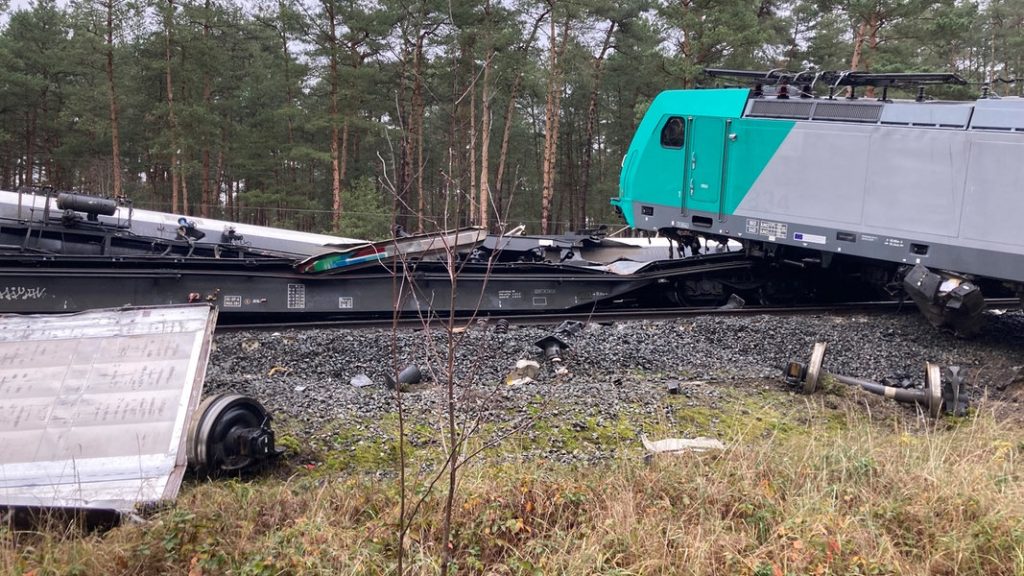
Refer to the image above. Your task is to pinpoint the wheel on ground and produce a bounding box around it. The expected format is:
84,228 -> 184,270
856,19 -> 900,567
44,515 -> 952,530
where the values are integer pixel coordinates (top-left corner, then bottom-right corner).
187,393 -> 274,473
924,363 -> 943,418
804,342 -> 827,394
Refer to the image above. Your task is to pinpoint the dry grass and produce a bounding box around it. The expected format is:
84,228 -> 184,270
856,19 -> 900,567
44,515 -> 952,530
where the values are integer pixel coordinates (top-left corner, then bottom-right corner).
3,401 -> 1023,576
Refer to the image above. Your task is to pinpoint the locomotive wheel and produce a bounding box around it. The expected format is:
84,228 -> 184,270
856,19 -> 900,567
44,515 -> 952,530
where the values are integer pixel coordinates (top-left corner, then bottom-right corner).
187,393 -> 272,473
668,277 -> 729,307
804,342 -> 827,394
924,363 -> 943,419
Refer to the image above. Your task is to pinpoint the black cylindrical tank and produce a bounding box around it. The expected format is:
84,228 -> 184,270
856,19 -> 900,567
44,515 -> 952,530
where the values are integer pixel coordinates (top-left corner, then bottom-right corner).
56,193 -> 118,216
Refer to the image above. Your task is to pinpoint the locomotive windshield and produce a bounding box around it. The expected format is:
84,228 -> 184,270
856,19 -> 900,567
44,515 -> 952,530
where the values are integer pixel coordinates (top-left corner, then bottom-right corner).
660,116 -> 685,148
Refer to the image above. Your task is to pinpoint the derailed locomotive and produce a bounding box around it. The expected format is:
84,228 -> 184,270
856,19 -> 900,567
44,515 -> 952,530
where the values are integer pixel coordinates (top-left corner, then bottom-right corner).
612,70 -> 1024,334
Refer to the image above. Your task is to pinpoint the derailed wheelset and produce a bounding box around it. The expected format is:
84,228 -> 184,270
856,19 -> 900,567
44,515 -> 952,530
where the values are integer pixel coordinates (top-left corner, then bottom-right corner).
785,342 -> 968,418
186,393 -> 284,474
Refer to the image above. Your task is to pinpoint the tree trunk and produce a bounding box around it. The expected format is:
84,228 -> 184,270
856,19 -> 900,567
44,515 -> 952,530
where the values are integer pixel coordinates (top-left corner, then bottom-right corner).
479,49 -> 494,229
540,12 -> 568,234
446,46 -> 460,228
3,146 -> 11,189
278,1 -> 296,184
494,85 -> 517,222
494,9 -> 547,218
340,117 -> 349,191
201,153 -> 210,215
579,21 -> 615,230
864,14 -> 881,98
25,108 -> 35,187
397,35 -> 413,229
469,66 -> 478,226
539,13 -> 557,233
39,96 -> 49,185
325,1 -> 342,230
412,30 -> 426,232
849,18 -> 869,72
558,112 -> 576,231
164,0 -> 180,213
180,163 -> 189,214
105,0 -> 122,199
216,125 -> 226,217
200,0 -> 212,216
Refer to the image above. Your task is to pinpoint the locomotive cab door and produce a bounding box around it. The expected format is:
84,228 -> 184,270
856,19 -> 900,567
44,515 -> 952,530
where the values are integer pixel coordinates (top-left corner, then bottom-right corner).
682,116 -> 728,221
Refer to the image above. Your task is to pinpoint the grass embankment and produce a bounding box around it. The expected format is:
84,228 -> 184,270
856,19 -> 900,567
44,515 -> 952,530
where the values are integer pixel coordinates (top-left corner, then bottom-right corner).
3,393 -> 1023,575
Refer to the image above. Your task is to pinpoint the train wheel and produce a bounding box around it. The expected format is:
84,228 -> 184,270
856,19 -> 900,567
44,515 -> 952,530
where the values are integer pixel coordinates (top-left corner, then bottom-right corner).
669,277 -> 729,307
187,393 -> 279,474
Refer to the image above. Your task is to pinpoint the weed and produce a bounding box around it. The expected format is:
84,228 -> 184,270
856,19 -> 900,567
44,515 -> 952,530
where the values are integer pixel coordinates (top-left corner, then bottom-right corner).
4,390 -> 1024,575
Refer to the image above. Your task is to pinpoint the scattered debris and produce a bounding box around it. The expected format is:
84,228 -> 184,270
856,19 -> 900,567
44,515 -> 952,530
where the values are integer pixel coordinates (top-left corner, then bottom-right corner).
943,366 -> 969,416
786,342 -> 969,418
241,338 -> 260,352
296,228 -> 487,272
506,359 -> 540,385
718,293 -> 746,310
641,434 -> 725,454
666,380 -> 707,395
903,264 -> 986,337
350,374 -> 374,388
268,365 -> 290,377
385,364 -> 423,392
554,320 -> 584,337
534,334 -> 570,363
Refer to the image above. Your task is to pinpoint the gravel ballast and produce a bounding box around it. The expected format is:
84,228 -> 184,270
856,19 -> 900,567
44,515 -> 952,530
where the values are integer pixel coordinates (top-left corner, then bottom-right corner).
204,309 -> 1024,461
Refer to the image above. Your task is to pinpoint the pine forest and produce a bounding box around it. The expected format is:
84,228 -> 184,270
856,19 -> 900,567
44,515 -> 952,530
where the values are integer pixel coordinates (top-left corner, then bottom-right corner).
0,0 -> 1021,239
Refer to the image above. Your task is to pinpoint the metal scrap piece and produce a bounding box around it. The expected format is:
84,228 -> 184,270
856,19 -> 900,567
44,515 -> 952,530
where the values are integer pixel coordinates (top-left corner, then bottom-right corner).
641,434 -> 725,454
0,304 -> 217,512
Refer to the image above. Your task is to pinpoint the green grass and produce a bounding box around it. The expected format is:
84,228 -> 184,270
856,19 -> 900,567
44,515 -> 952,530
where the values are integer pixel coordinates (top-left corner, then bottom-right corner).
3,387 -> 1024,575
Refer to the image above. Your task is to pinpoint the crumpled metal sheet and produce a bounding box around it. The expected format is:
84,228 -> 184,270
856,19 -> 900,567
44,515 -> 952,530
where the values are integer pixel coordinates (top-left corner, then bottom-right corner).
641,434 -> 725,454
0,304 -> 217,512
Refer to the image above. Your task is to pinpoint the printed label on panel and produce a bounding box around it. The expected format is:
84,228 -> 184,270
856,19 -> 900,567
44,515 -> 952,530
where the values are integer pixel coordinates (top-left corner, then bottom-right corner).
286,284 -> 306,309
793,232 -> 826,245
758,220 -> 788,239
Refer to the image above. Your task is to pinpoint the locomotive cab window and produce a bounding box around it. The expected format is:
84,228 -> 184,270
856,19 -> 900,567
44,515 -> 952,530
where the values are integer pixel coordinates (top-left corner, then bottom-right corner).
660,117 -> 685,148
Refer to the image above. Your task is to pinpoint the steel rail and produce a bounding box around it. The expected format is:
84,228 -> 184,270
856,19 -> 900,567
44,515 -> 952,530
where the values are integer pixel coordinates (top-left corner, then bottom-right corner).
215,297 -> 1021,332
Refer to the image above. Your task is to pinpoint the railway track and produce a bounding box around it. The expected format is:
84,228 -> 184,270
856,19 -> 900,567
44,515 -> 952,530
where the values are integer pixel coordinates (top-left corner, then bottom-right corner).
216,297 -> 1022,332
